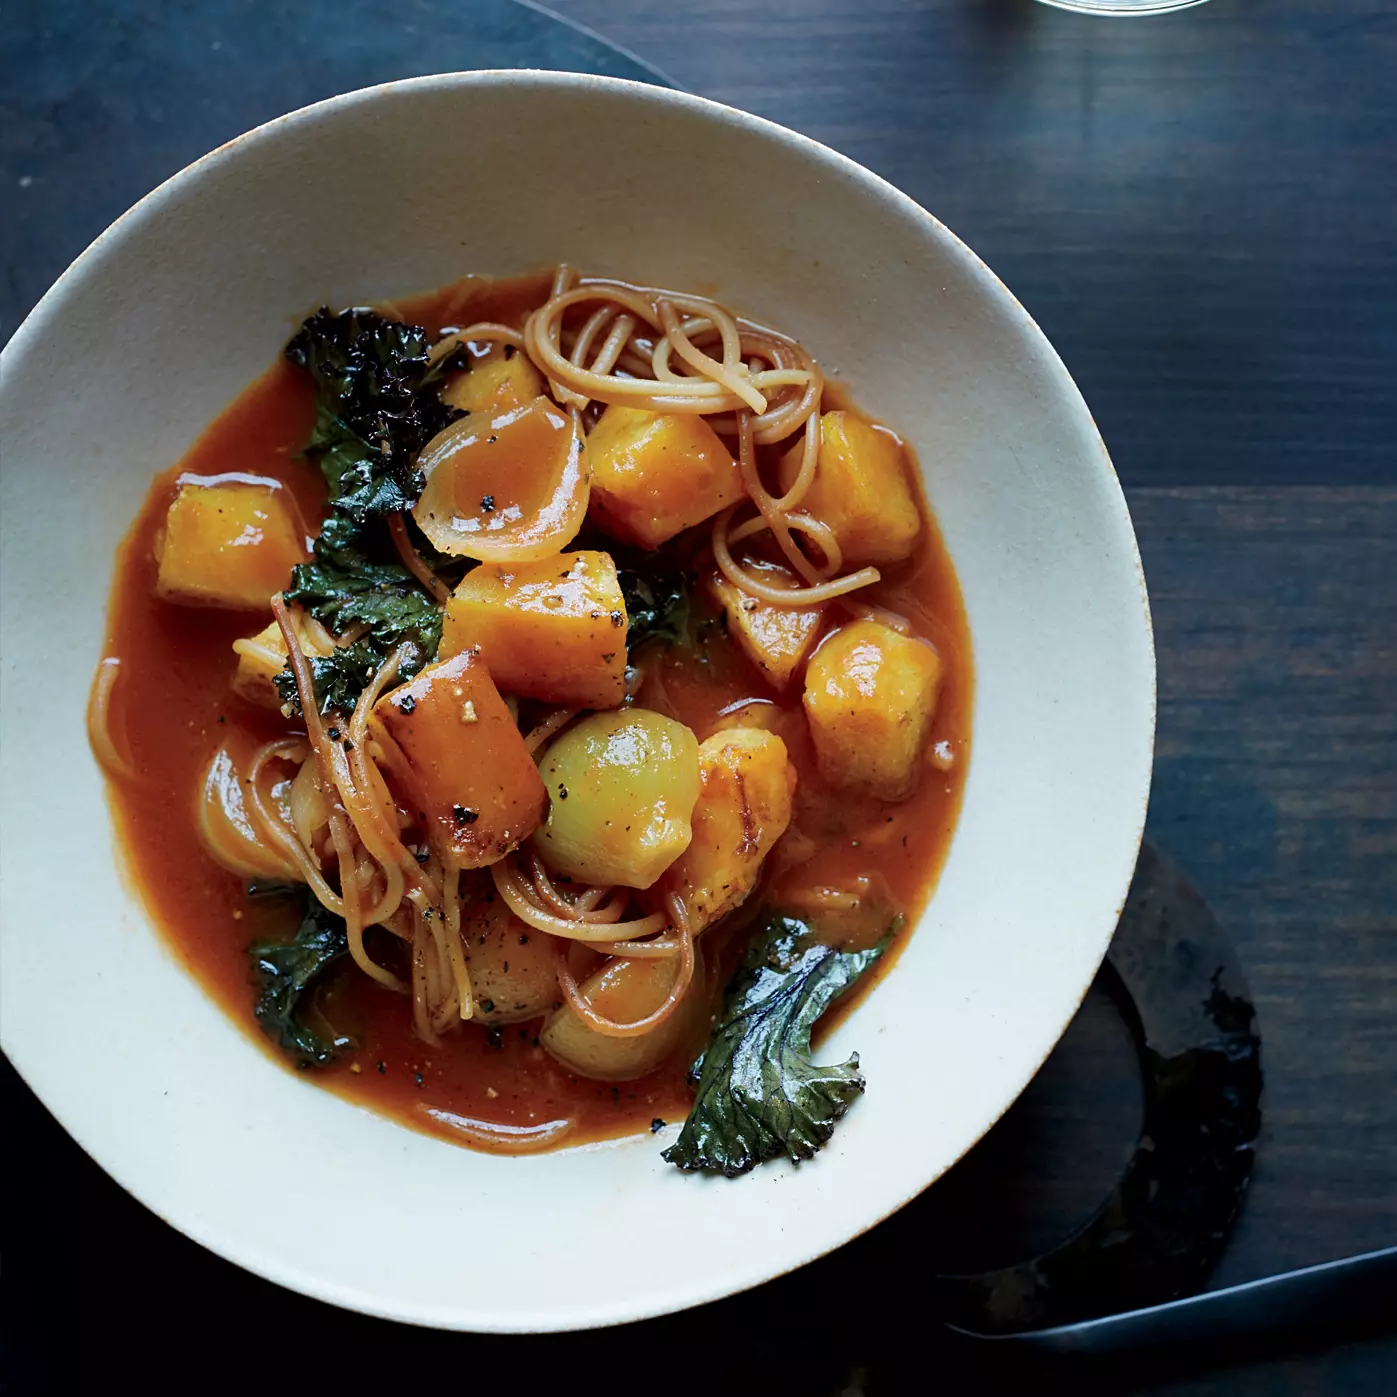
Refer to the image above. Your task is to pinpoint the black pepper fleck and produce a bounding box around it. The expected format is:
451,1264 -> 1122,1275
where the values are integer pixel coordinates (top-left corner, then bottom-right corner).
400,695 -> 416,714
488,434 -> 498,445
377,1060 -> 387,1074
327,726 -> 341,740
414,1072 -> 424,1088
557,784 -> 568,800
485,1026 -> 503,1049
650,1118 -> 666,1133
519,934 -> 529,945
453,805 -> 479,825
480,998 -> 495,1013
480,495 -> 495,512
610,611 -> 625,628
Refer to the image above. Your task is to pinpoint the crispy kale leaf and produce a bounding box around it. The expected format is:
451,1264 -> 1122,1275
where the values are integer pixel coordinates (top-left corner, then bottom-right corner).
271,556 -> 444,714
275,308 -> 457,712
285,308 -> 463,537
249,899 -> 351,1067
285,555 -> 444,645
617,563 -> 690,650
273,641 -> 392,716
663,914 -> 888,1176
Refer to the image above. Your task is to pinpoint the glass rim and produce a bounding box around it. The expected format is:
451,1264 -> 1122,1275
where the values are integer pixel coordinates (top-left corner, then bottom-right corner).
1035,0 -> 1212,14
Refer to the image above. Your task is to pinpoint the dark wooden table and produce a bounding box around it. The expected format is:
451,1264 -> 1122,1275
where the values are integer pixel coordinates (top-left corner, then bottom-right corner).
4,1 -> 1395,1392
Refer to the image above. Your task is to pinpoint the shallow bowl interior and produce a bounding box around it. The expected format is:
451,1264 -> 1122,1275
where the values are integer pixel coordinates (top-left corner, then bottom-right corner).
0,71 -> 1153,1332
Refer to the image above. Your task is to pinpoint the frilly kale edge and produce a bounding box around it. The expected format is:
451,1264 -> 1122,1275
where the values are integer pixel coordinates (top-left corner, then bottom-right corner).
285,306 -> 463,537
663,913 -> 892,1177
249,897 -> 352,1067
275,307 -> 452,713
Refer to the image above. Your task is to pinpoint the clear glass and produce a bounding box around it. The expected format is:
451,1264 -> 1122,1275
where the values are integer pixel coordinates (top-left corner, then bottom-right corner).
1036,0 -> 1211,13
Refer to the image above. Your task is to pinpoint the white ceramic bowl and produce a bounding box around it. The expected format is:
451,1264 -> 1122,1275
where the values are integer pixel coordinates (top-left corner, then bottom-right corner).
0,71 -> 1153,1332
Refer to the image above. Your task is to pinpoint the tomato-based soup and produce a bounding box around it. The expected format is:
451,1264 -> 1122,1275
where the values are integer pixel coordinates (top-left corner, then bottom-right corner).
97,274 -> 972,1152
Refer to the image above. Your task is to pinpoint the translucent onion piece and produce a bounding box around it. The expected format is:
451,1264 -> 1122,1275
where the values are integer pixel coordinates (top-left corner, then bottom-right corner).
287,754 -> 331,853
196,746 -> 300,882
412,397 -> 588,562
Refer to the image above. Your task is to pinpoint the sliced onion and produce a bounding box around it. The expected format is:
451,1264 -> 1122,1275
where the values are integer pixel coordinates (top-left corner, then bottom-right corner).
197,746 -> 300,881
412,397 -> 588,562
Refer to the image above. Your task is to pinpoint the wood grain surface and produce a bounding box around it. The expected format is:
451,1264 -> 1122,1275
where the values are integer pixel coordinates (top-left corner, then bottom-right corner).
5,1 -> 1396,1392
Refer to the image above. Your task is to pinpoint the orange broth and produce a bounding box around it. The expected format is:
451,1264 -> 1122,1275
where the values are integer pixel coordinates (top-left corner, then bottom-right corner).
98,274 -> 972,1153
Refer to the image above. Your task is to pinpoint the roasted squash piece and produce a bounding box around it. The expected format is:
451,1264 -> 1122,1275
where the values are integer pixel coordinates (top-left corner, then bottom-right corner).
778,412 -> 920,567
155,475 -> 309,610
413,396 -> 588,562
440,550 -> 627,708
230,615 -> 334,709
370,649 -> 546,868
664,728 -> 796,932
706,564 -> 826,691
586,405 -> 743,549
535,709 -> 700,890
441,351 -> 545,416
803,620 -> 943,801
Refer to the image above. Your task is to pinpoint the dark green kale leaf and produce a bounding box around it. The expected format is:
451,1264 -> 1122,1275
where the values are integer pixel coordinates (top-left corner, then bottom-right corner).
274,308 -> 460,713
617,564 -> 690,650
272,556 -> 443,715
273,641 -> 390,716
285,555 -> 443,653
663,914 -> 889,1177
286,308 -> 462,527
250,899 -> 352,1067
285,308 -> 464,543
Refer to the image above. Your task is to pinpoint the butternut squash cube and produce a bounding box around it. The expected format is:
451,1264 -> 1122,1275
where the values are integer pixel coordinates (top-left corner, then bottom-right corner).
155,476 -> 309,610
441,351 -> 545,416
440,550 -> 627,708
586,405 -> 743,549
371,649 -> 546,868
778,411 -> 920,567
664,728 -> 797,932
706,564 -> 827,691
230,615 -> 334,709
802,620 -> 942,801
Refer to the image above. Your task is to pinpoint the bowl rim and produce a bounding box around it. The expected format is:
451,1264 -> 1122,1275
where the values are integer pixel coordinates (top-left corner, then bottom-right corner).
0,67 -> 1155,1330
